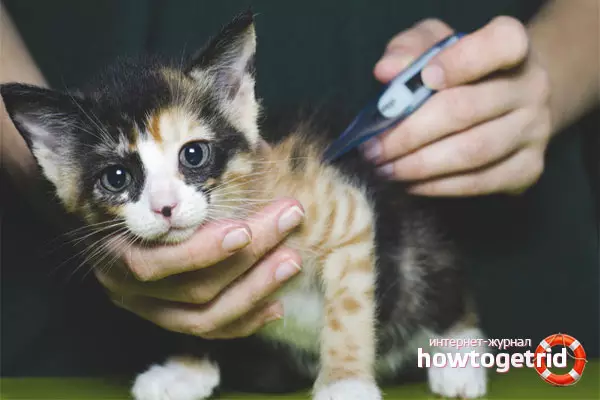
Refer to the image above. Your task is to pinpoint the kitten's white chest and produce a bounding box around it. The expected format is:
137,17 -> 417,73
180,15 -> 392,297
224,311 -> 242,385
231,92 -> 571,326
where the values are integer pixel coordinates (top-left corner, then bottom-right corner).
258,266 -> 323,355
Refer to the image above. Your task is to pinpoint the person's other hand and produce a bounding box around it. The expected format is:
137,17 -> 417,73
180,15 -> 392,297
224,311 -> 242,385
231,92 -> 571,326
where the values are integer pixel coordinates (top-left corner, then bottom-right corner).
365,17 -> 551,196
95,198 -> 304,339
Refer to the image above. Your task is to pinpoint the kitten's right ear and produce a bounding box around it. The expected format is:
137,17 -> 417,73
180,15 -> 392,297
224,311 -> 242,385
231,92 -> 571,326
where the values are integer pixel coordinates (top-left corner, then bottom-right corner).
186,9 -> 256,100
185,10 -> 260,144
1,83 -> 83,186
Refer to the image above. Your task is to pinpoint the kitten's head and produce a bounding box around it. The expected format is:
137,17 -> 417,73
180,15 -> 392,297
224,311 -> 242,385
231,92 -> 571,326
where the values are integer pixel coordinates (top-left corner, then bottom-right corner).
1,11 -> 261,244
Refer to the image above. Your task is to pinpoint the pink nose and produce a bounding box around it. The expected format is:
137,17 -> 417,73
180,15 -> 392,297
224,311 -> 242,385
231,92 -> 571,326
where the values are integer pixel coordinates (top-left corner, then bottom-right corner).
153,204 -> 177,218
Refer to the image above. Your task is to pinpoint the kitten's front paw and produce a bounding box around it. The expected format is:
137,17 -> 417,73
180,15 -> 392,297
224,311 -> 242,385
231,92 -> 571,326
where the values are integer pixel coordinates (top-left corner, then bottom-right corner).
131,357 -> 219,400
428,364 -> 487,399
313,379 -> 382,400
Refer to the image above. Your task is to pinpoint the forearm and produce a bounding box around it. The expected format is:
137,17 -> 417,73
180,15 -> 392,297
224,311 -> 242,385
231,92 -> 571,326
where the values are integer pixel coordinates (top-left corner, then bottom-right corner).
1,2 -> 47,190
528,0 -> 599,134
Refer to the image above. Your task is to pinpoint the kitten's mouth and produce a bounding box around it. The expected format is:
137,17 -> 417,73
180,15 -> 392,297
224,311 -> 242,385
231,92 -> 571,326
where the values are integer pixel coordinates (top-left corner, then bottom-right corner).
170,226 -> 190,231
158,225 -> 199,244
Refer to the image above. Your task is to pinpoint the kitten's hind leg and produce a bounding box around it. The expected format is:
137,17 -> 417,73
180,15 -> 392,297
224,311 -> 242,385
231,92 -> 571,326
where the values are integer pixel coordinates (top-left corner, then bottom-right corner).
427,313 -> 488,399
313,244 -> 382,400
132,356 -> 220,400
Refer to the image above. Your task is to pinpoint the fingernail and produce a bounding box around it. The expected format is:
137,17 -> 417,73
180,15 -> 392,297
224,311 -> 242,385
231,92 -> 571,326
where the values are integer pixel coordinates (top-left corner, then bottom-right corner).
265,313 -> 283,323
422,64 -> 445,89
278,206 -> 304,234
377,53 -> 415,72
222,228 -> 251,252
376,163 -> 395,178
360,139 -> 381,162
275,259 -> 301,282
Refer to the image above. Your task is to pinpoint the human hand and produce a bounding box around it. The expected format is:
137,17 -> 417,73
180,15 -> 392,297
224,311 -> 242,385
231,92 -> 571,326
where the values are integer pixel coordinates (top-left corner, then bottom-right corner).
364,17 -> 552,196
95,198 -> 305,339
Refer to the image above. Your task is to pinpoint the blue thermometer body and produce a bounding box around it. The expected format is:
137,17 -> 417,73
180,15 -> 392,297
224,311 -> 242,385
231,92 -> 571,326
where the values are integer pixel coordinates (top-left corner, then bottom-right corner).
323,33 -> 464,161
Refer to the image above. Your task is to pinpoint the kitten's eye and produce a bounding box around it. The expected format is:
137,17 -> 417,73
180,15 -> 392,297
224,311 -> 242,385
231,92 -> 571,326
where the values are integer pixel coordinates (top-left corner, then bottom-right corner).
180,141 -> 211,168
100,165 -> 131,192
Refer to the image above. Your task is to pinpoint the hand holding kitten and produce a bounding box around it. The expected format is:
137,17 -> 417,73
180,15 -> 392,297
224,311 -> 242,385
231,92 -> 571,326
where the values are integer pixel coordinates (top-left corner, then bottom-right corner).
365,17 -> 552,196
95,198 -> 304,339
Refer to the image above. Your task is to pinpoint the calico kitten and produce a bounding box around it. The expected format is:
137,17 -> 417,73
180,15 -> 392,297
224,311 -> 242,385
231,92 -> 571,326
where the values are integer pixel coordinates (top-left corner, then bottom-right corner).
1,11 -> 488,400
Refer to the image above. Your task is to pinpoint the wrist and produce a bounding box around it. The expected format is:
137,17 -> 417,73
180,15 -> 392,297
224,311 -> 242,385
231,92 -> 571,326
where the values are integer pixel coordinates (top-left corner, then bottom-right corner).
526,0 -> 599,134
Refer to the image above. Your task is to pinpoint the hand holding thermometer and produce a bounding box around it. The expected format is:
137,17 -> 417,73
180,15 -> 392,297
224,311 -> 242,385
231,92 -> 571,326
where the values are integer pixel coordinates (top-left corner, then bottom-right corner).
323,33 -> 465,162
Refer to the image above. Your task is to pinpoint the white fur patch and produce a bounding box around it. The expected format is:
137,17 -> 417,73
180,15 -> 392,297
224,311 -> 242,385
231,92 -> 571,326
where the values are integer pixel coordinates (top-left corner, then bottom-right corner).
428,363 -> 487,399
131,358 -> 219,400
427,327 -> 488,399
258,286 -> 323,354
313,379 -> 382,400
257,258 -> 324,372
124,137 -> 209,243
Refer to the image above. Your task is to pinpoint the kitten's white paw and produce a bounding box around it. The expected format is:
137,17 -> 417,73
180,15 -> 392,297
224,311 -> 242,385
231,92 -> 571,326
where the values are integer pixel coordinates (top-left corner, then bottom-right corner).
313,379 -> 382,400
131,357 -> 219,400
428,363 -> 487,399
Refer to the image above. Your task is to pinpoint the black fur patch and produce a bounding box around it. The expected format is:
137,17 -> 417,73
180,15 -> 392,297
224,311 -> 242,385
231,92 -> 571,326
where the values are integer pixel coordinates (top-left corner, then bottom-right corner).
83,56 -> 174,135
186,100 -> 251,190
82,151 -> 146,205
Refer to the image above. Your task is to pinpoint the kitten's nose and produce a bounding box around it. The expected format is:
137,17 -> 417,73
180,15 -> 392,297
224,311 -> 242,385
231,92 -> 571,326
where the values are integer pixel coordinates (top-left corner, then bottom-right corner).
153,204 -> 177,218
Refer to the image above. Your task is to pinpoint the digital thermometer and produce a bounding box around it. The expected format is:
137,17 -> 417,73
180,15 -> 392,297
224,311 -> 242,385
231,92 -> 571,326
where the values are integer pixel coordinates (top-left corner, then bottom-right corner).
323,33 -> 464,161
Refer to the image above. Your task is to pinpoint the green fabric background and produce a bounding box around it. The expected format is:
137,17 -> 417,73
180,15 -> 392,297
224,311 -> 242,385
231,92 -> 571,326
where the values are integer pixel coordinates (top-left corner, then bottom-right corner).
1,0 -> 598,380
2,362 -> 600,399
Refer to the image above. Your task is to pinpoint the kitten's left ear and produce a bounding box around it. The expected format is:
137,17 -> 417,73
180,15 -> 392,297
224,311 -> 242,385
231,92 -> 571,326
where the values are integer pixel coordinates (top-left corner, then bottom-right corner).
186,10 -> 259,142
0,83 -> 82,153
1,83 -> 85,206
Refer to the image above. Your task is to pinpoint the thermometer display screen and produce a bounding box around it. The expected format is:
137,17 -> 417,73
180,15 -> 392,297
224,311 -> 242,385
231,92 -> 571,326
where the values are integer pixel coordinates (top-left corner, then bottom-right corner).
405,72 -> 425,93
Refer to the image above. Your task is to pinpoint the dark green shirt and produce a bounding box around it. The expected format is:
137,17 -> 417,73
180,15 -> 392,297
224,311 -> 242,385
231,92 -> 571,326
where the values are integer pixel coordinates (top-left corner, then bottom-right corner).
1,0 -> 598,376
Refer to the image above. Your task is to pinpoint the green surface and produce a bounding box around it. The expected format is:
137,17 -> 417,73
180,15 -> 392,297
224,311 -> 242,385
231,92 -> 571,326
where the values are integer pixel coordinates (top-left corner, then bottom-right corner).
1,361 -> 598,400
